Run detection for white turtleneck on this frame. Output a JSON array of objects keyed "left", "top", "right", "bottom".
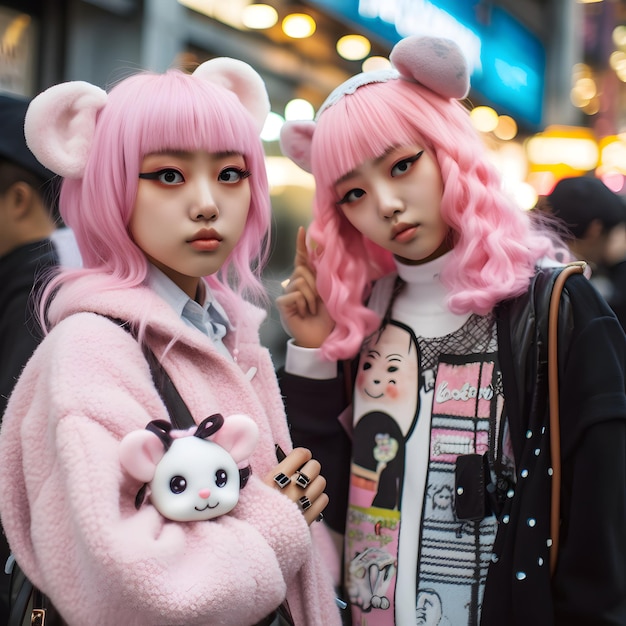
[{"left": 370, "top": 252, "right": 471, "bottom": 339}]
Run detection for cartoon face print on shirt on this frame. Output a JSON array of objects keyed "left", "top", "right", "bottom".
[
  {"left": 353, "top": 321, "right": 420, "bottom": 436},
  {"left": 351, "top": 321, "right": 420, "bottom": 510}
]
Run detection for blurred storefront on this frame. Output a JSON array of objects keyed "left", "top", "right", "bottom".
[
  {"left": 3, "top": 1, "right": 624, "bottom": 192},
  {"left": 1, "top": 0, "right": 624, "bottom": 361}
]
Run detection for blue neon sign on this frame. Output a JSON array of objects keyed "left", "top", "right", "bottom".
[{"left": 307, "top": 0, "right": 545, "bottom": 128}]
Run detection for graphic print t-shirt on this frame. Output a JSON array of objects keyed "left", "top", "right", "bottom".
[{"left": 344, "top": 314, "right": 514, "bottom": 626}]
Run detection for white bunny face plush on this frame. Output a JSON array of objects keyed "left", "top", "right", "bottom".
[{"left": 120, "top": 413, "right": 258, "bottom": 522}]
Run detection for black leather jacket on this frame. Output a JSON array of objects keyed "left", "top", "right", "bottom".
[
  {"left": 483, "top": 266, "right": 626, "bottom": 625},
  {"left": 280, "top": 266, "right": 626, "bottom": 625}
]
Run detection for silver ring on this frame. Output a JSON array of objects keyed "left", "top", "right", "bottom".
[
  {"left": 273, "top": 473, "right": 291, "bottom": 489},
  {"left": 299, "top": 496, "right": 312, "bottom": 511},
  {"left": 295, "top": 471, "right": 311, "bottom": 489}
]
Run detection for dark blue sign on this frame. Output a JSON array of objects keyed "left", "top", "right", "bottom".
[{"left": 307, "top": 0, "right": 545, "bottom": 128}]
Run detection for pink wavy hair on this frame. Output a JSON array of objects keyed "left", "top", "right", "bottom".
[
  {"left": 40, "top": 69, "right": 271, "bottom": 331},
  {"left": 308, "top": 77, "right": 566, "bottom": 360}
]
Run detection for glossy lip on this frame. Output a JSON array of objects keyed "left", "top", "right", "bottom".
[
  {"left": 189, "top": 228, "right": 222, "bottom": 243},
  {"left": 391, "top": 222, "right": 419, "bottom": 242},
  {"left": 188, "top": 228, "right": 222, "bottom": 251}
]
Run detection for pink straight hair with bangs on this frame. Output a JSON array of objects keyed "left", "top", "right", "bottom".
[
  {"left": 308, "top": 77, "right": 561, "bottom": 360},
  {"left": 41, "top": 68, "right": 271, "bottom": 330}
]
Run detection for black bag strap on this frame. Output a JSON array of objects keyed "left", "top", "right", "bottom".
[
  {"left": 139, "top": 336, "right": 195, "bottom": 429},
  {"left": 106, "top": 317, "right": 195, "bottom": 429}
]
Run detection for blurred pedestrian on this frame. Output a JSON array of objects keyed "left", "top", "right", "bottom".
[
  {"left": 0, "top": 92, "right": 62, "bottom": 623},
  {"left": 0, "top": 92, "right": 65, "bottom": 417},
  {"left": 544, "top": 175, "right": 626, "bottom": 330}
]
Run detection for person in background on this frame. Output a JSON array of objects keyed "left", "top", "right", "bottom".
[
  {"left": 277, "top": 34, "right": 626, "bottom": 626},
  {"left": 542, "top": 175, "right": 626, "bottom": 331},
  {"left": 0, "top": 58, "right": 340, "bottom": 625},
  {"left": 0, "top": 93, "right": 61, "bottom": 420}
]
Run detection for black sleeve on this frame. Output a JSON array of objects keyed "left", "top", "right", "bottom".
[
  {"left": 606, "top": 260, "right": 626, "bottom": 333},
  {"left": 278, "top": 365, "right": 352, "bottom": 534},
  {"left": 554, "top": 276, "right": 626, "bottom": 624}
]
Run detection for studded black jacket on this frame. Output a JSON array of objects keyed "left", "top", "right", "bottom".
[{"left": 279, "top": 266, "right": 626, "bottom": 625}]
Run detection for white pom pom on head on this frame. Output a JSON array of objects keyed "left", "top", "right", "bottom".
[
  {"left": 192, "top": 58, "right": 270, "bottom": 134},
  {"left": 390, "top": 35, "right": 470, "bottom": 100},
  {"left": 24, "top": 81, "right": 108, "bottom": 179},
  {"left": 279, "top": 36, "right": 470, "bottom": 174}
]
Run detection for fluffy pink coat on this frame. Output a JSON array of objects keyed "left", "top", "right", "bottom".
[{"left": 0, "top": 275, "right": 340, "bottom": 625}]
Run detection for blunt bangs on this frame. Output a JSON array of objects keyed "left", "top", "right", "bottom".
[
  {"left": 124, "top": 71, "right": 261, "bottom": 161},
  {"left": 311, "top": 80, "right": 428, "bottom": 195}
]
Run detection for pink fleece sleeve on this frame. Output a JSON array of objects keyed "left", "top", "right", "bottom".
[{"left": 0, "top": 314, "right": 316, "bottom": 625}]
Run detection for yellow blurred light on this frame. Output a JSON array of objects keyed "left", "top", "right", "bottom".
[
  {"left": 582, "top": 96, "right": 600, "bottom": 115},
  {"left": 285, "top": 98, "right": 315, "bottom": 121},
  {"left": 526, "top": 126, "right": 599, "bottom": 172},
  {"left": 282, "top": 13, "right": 316, "bottom": 39},
  {"left": 573, "top": 77, "right": 597, "bottom": 100},
  {"left": 613, "top": 25, "right": 626, "bottom": 48},
  {"left": 336, "top": 35, "right": 371, "bottom": 61},
  {"left": 570, "top": 88, "right": 590, "bottom": 108},
  {"left": 572, "top": 63, "right": 592, "bottom": 80},
  {"left": 362, "top": 56, "right": 391, "bottom": 72},
  {"left": 470, "top": 106, "right": 499, "bottom": 133},
  {"left": 610, "top": 51, "right": 626, "bottom": 71},
  {"left": 242, "top": 4, "right": 278, "bottom": 29},
  {"left": 493, "top": 115, "right": 518, "bottom": 141},
  {"left": 2, "top": 14, "right": 30, "bottom": 51},
  {"left": 599, "top": 136, "right": 626, "bottom": 174}
]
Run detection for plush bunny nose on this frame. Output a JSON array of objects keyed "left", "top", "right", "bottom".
[{"left": 198, "top": 489, "right": 211, "bottom": 499}]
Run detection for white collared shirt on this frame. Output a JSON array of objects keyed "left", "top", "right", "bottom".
[{"left": 147, "top": 265, "right": 233, "bottom": 361}]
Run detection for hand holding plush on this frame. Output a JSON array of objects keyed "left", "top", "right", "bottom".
[{"left": 120, "top": 414, "right": 258, "bottom": 522}]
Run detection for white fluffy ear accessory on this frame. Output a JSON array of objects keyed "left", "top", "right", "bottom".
[
  {"left": 279, "top": 36, "right": 470, "bottom": 173},
  {"left": 192, "top": 58, "right": 270, "bottom": 134},
  {"left": 279, "top": 120, "right": 316, "bottom": 174},
  {"left": 24, "top": 81, "right": 108, "bottom": 179},
  {"left": 390, "top": 35, "right": 470, "bottom": 100}
]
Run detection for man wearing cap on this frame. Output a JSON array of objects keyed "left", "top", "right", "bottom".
[
  {"left": 545, "top": 175, "right": 626, "bottom": 331},
  {"left": 0, "top": 92, "right": 72, "bottom": 621}
]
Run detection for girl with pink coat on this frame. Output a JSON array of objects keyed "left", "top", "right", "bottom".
[{"left": 0, "top": 58, "right": 341, "bottom": 625}]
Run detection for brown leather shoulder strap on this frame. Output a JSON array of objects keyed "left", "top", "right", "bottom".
[{"left": 548, "top": 261, "right": 586, "bottom": 576}]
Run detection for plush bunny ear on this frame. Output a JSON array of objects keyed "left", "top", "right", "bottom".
[
  {"left": 212, "top": 414, "right": 259, "bottom": 466},
  {"left": 279, "top": 121, "right": 316, "bottom": 173},
  {"left": 192, "top": 58, "right": 270, "bottom": 134},
  {"left": 390, "top": 35, "right": 470, "bottom": 100},
  {"left": 24, "top": 81, "right": 108, "bottom": 179}
]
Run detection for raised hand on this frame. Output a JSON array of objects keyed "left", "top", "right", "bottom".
[{"left": 276, "top": 226, "right": 335, "bottom": 349}]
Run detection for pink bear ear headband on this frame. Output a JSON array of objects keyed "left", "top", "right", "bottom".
[
  {"left": 280, "top": 35, "right": 470, "bottom": 173},
  {"left": 24, "top": 58, "right": 270, "bottom": 179}
]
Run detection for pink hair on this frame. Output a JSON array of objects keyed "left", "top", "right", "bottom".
[
  {"left": 40, "top": 69, "right": 271, "bottom": 330},
  {"left": 308, "top": 78, "right": 565, "bottom": 360}
]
